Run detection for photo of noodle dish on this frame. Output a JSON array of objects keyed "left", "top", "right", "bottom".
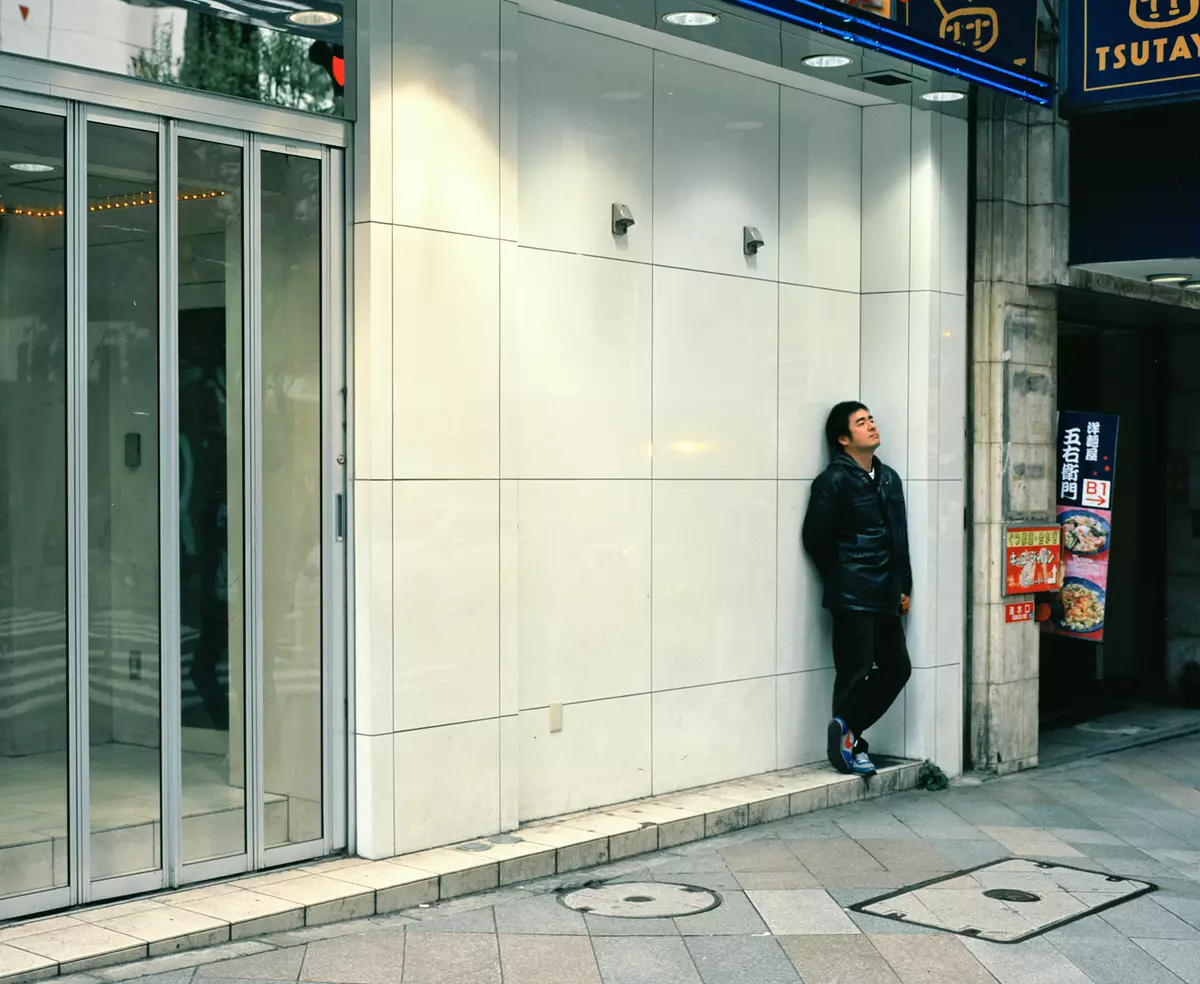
[
  {"left": 1058, "top": 577, "right": 1105, "bottom": 635},
  {"left": 1060, "top": 510, "right": 1110, "bottom": 556}
]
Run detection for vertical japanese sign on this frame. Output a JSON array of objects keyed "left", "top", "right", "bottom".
[{"left": 1050, "top": 411, "right": 1119, "bottom": 642}]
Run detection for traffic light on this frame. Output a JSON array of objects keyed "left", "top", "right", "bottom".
[{"left": 308, "top": 42, "right": 345, "bottom": 96}]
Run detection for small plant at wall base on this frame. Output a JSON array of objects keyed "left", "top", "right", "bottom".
[{"left": 916, "top": 760, "right": 950, "bottom": 791}]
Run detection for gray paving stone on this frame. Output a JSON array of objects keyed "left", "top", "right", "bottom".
[
  {"left": 846, "top": 909, "right": 938, "bottom": 934},
  {"left": 492, "top": 894, "right": 588, "bottom": 936},
  {"left": 1051, "top": 937, "right": 1189, "bottom": 984},
  {"left": 887, "top": 801, "right": 987, "bottom": 841},
  {"left": 117, "top": 974, "right": 197, "bottom": 984},
  {"left": 777, "top": 935, "right": 899, "bottom": 983},
  {"left": 833, "top": 814, "right": 919, "bottom": 841},
  {"left": 591, "top": 937, "right": 702, "bottom": 984},
  {"left": 649, "top": 871, "right": 742, "bottom": 892},
  {"left": 1043, "top": 913, "right": 1129, "bottom": 942},
  {"left": 673, "top": 891, "right": 767, "bottom": 936},
  {"left": 940, "top": 797, "right": 1034, "bottom": 829},
  {"left": 871, "top": 934, "right": 998, "bottom": 983},
  {"left": 1100, "top": 896, "right": 1200, "bottom": 939},
  {"left": 1134, "top": 939, "right": 1200, "bottom": 984},
  {"left": 924, "top": 837, "right": 1013, "bottom": 868},
  {"left": 857, "top": 838, "right": 960, "bottom": 872},
  {"left": 961, "top": 937, "right": 1093, "bottom": 984},
  {"left": 745, "top": 890, "right": 858, "bottom": 935},
  {"left": 1049, "top": 828, "right": 1126, "bottom": 847},
  {"left": 299, "top": 930, "right": 405, "bottom": 983},
  {"left": 496, "top": 935, "right": 600, "bottom": 984},
  {"left": 399, "top": 932, "right": 500, "bottom": 984},
  {"left": 196, "top": 948, "right": 306, "bottom": 980},
  {"left": 716, "top": 840, "right": 808, "bottom": 873},
  {"left": 584, "top": 914, "right": 679, "bottom": 936},
  {"left": 1156, "top": 894, "right": 1200, "bottom": 931},
  {"left": 406, "top": 907, "right": 496, "bottom": 935},
  {"left": 684, "top": 937, "right": 800, "bottom": 984},
  {"left": 733, "top": 870, "right": 821, "bottom": 891}
]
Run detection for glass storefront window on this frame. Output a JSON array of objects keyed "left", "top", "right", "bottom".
[{"left": 0, "top": 1, "right": 345, "bottom": 117}]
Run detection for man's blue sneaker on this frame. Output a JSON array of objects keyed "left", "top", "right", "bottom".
[
  {"left": 852, "top": 750, "right": 877, "bottom": 777},
  {"left": 827, "top": 717, "right": 855, "bottom": 774}
]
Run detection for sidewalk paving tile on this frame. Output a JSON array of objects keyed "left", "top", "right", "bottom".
[
  {"left": 961, "top": 937, "right": 1093, "bottom": 984},
  {"left": 673, "top": 892, "right": 767, "bottom": 937},
  {"left": 871, "top": 934, "right": 997, "bottom": 983},
  {"left": 591, "top": 937, "right": 702, "bottom": 984},
  {"left": 195, "top": 946, "right": 305, "bottom": 980},
  {"left": 1050, "top": 936, "right": 1189, "bottom": 984},
  {"left": 745, "top": 890, "right": 859, "bottom": 936},
  {"left": 777, "top": 935, "right": 900, "bottom": 983},
  {"left": 496, "top": 935, "right": 600, "bottom": 984},
  {"left": 298, "top": 930, "right": 405, "bottom": 983},
  {"left": 683, "top": 937, "right": 800, "bottom": 984},
  {"left": 491, "top": 896, "right": 587, "bottom": 936},
  {"left": 399, "top": 932, "right": 499, "bottom": 984},
  {"left": 1099, "top": 896, "right": 1200, "bottom": 940},
  {"left": 1133, "top": 939, "right": 1200, "bottom": 984}
]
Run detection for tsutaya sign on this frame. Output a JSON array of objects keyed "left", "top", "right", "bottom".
[{"left": 1068, "top": 0, "right": 1200, "bottom": 108}]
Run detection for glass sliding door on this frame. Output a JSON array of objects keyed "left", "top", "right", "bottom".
[
  {"left": 259, "top": 150, "right": 324, "bottom": 851},
  {"left": 85, "top": 121, "right": 162, "bottom": 884},
  {"left": 176, "top": 136, "right": 247, "bottom": 867},
  {"left": 0, "top": 102, "right": 70, "bottom": 906}
]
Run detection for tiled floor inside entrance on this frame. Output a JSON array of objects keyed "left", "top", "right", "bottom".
[{"left": 3, "top": 735, "right": 1200, "bottom": 983}]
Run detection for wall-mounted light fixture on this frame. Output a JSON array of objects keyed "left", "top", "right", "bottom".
[
  {"left": 744, "top": 226, "right": 765, "bottom": 256},
  {"left": 612, "top": 203, "right": 635, "bottom": 236}
]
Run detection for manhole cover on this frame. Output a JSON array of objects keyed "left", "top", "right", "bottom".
[
  {"left": 851, "top": 858, "right": 1155, "bottom": 944},
  {"left": 984, "top": 889, "right": 1041, "bottom": 903},
  {"left": 560, "top": 882, "right": 721, "bottom": 918}
]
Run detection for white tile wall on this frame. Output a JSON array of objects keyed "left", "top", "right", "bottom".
[
  {"left": 653, "top": 678, "right": 776, "bottom": 793},
  {"left": 652, "top": 481, "right": 777, "bottom": 692},
  {"left": 393, "top": 719, "right": 501, "bottom": 854},
  {"left": 653, "top": 53, "right": 780, "bottom": 281},
  {"left": 392, "top": 0, "right": 502, "bottom": 239},
  {"left": 392, "top": 227, "right": 500, "bottom": 479},
  {"left": 352, "top": 0, "right": 969, "bottom": 855},
  {"left": 505, "top": 249, "right": 652, "bottom": 479},
  {"left": 514, "top": 481, "right": 651, "bottom": 709},
  {"left": 392, "top": 481, "right": 499, "bottom": 732},
  {"left": 518, "top": 16, "right": 654, "bottom": 262},
  {"left": 653, "top": 267, "right": 778, "bottom": 479},
  {"left": 778, "top": 285, "right": 861, "bottom": 481},
  {"left": 779, "top": 87, "right": 862, "bottom": 294},
  {"left": 519, "top": 695, "right": 652, "bottom": 821}
]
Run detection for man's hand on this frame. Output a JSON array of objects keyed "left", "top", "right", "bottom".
[{"left": 900, "top": 595, "right": 911, "bottom": 616}]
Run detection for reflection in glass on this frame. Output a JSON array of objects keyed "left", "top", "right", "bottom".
[
  {"left": 0, "top": 107, "right": 69, "bottom": 901},
  {"left": 87, "top": 123, "right": 162, "bottom": 881},
  {"left": 261, "top": 151, "right": 322, "bottom": 848},
  {"left": 178, "top": 138, "right": 246, "bottom": 865}
]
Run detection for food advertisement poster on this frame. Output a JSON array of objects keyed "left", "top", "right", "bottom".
[
  {"left": 1049, "top": 411, "right": 1119, "bottom": 642},
  {"left": 1004, "top": 526, "right": 1061, "bottom": 596}
]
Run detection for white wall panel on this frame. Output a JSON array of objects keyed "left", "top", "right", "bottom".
[
  {"left": 652, "top": 481, "right": 777, "bottom": 691},
  {"left": 392, "top": 0, "right": 502, "bottom": 238},
  {"left": 860, "top": 292, "right": 911, "bottom": 479},
  {"left": 519, "top": 15, "right": 654, "bottom": 261},
  {"left": 861, "top": 104, "right": 911, "bottom": 294},
  {"left": 654, "top": 53, "right": 780, "bottom": 280},
  {"left": 653, "top": 267, "right": 778, "bottom": 479},
  {"left": 777, "top": 481, "right": 833, "bottom": 675},
  {"left": 653, "top": 677, "right": 776, "bottom": 794},
  {"left": 392, "top": 227, "right": 500, "bottom": 479},
  {"left": 519, "top": 695, "right": 651, "bottom": 821},
  {"left": 505, "top": 249, "right": 652, "bottom": 478},
  {"left": 779, "top": 87, "right": 862, "bottom": 293},
  {"left": 779, "top": 284, "right": 860, "bottom": 481},
  {"left": 392, "top": 481, "right": 500, "bottom": 732},
  {"left": 777, "top": 669, "right": 835, "bottom": 770},
  {"left": 515, "top": 481, "right": 651, "bottom": 709}
]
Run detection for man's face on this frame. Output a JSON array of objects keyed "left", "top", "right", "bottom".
[{"left": 840, "top": 408, "right": 881, "bottom": 453}]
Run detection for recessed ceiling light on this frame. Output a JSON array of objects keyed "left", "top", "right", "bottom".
[
  {"left": 1183, "top": 281, "right": 1200, "bottom": 290},
  {"left": 921, "top": 90, "right": 966, "bottom": 102},
  {"left": 803, "top": 54, "right": 854, "bottom": 68},
  {"left": 9, "top": 162, "right": 55, "bottom": 172},
  {"left": 725, "top": 120, "right": 764, "bottom": 131},
  {"left": 600, "top": 90, "right": 643, "bottom": 101},
  {"left": 662, "top": 11, "right": 720, "bottom": 27},
  {"left": 286, "top": 9, "right": 341, "bottom": 27},
  {"left": 1147, "top": 273, "right": 1190, "bottom": 283}
]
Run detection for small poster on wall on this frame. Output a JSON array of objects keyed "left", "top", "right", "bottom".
[
  {"left": 1047, "top": 411, "right": 1119, "bottom": 642},
  {"left": 1003, "top": 526, "right": 1061, "bottom": 596}
]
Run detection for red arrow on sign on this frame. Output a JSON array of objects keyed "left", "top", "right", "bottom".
[{"left": 20, "top": 5, "right": 31, "bottom": 20}]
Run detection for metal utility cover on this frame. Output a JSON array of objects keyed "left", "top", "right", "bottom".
[
  {"left": 850, "top": 858, "right": 1155, "bottom": 944},
  {"left": 560, "top": 882, "right": 721, "bottom": 919}
]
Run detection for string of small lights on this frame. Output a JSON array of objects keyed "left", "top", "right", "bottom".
[{"left": 0, "top": 189, "right": 226, "bottom": 219}]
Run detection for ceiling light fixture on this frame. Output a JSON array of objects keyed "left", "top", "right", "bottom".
[
  {"left": 802, "top": 54, "right": 854, "bottom": 68},
  {"left": 662, "top": 11, "right": 720, "bottom": 27},
  {"left": 921, "top": 90, "right": 966, "bottom": 102},
  {"left": 9, "top": 162, "right": 55, "bottom": 172},
  {"left": 286, "top": 9, "right": 341, "bottom": 27},
  {"left": 1184, "top": 281, "right": 1200, "bottom": 290},
  {"left": 1147, "top": 273, "right": 1190, "bottom": 284}
]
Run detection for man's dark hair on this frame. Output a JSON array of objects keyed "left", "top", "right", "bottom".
[{"left": 825, "top": 401, "right": 868, "bottom": 454}]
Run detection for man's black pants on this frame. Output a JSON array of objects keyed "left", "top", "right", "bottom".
[{"left": 831, "top": 610, "right": 912, "bottom": 741}]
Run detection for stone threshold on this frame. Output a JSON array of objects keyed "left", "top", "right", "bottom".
[{"left": 0, "top": 758, "right": 920, "bottom": 984}]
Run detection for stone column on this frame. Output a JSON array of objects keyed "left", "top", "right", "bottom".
[{"left": 968, "top": 11, "right": 1069, "bottom": 773}]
